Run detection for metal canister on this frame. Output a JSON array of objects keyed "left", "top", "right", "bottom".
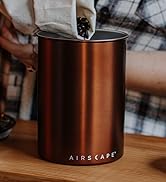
[{"left": 37, "top": 30, "right": 128, "bottom": 165}]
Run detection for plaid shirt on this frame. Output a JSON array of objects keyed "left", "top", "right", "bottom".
[
  {"left": 0, "top": 12, "right": 26, "bottom": 118},
  {"left": 0, "top": 44, "right": 25, "bottom": 118},
  {"left": 0, "top": 0, "right": 166, "bottom": 137},
  {"left": 96, "top": 0, "right": 166, "bottom": 137}
]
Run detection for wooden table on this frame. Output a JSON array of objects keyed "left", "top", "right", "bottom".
[{"left": 0, "top": 120, "right": 165, "bottom": 182}]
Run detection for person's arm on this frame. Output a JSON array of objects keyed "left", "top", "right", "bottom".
[
  {"left": 0, "top": 25, "right": 37, "bottom": 71},
  {"left": 0, "top": 2, "right": 37, "bottom": 71},
  {"left": 126, "top": 51, "right": 166, "bottom": 96}
]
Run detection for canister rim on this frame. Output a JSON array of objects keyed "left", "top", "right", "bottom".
[{"left": 37, "top": 29, "right": 128, "bottom": 42}]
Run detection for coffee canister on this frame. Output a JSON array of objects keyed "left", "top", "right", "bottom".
[{"left": 37, "top": 30, "right": 128, "bottom": 165}]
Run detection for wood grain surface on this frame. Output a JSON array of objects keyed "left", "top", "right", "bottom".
[{"left": 0, "top": 120, "right": 165, "bottom": 182}]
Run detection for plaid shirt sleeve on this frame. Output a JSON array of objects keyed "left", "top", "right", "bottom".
[
  {"left": 136, "top": 0, "right": 166, "bottom": 30},
  {"left": 96, "top": 0, "right": 166, "bottom": 137}
]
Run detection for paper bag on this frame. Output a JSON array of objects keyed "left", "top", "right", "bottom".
[
  {"left": 2, "top": 0, "right": 96, "bottom": 39},
  {"left": 2, "top": 0, "right": 37, "bottom": 35}
]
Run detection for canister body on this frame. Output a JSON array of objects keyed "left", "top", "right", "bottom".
[{"left": 38, "top": 30, "right": 127, "bottom": 165}]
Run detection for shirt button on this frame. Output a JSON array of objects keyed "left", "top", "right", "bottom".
[{"left": 97, "top": 7, "right": 110, "bottom": 24}]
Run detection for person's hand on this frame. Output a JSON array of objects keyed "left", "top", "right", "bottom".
[{"left": 0, "top": 25, "right": 37, "bottom": 71}]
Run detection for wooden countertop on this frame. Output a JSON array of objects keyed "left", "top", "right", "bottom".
[{"left": 0, "top": 120, "right": 166, "bottom": 182}]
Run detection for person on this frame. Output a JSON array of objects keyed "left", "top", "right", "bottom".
[
  {"left": 95, "top": 0, "right": 166, "bottom": 137},
  {"left": 0, "top": 3, "right": 37, "bottom": 119},
  {"left": 0, "top": 0, "right": 166, "bottom": 137}
]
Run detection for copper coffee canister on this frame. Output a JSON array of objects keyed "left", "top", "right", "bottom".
[{"left": 37, "top": 30, "right": 128, "bottom": 165}]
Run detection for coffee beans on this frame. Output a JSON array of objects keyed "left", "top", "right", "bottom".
[{"left": 77, "top": 17, "right": 90, "bottom": 39}]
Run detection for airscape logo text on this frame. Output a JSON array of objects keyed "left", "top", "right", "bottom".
[{"left": 68, "top": 151, "right": 117, "bottom": 161}]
